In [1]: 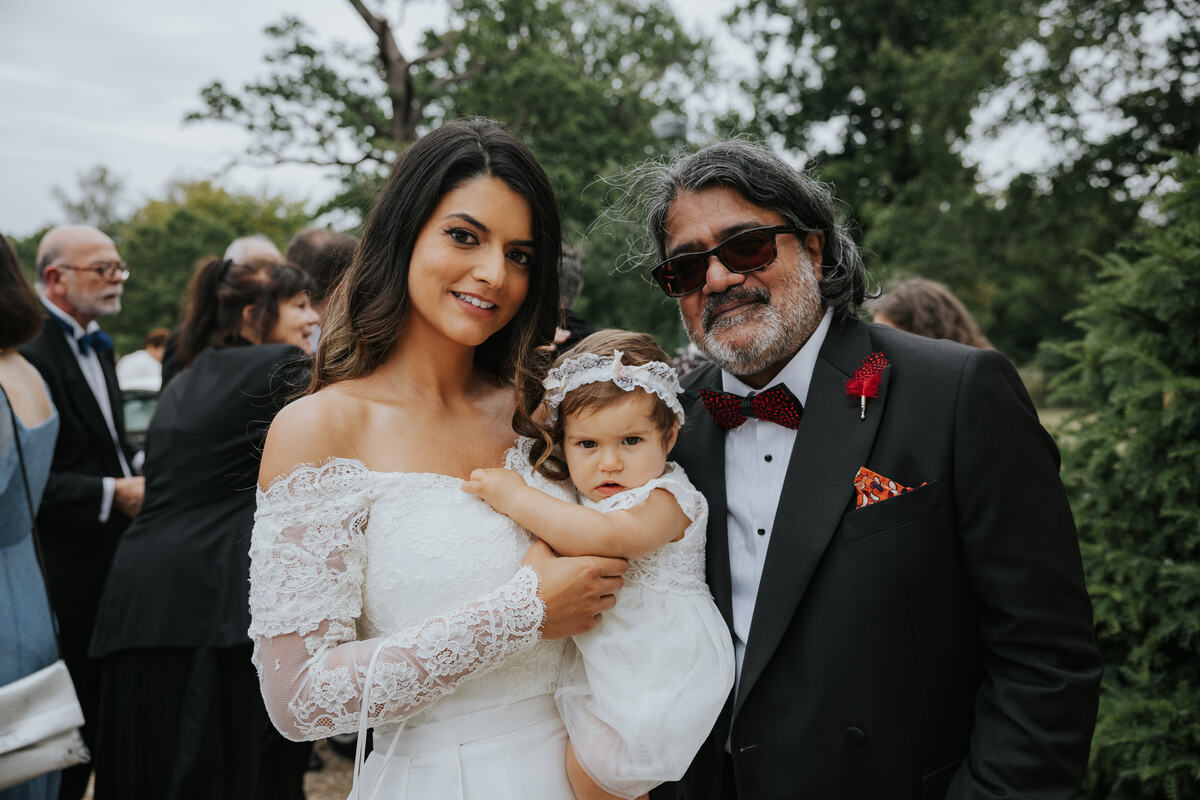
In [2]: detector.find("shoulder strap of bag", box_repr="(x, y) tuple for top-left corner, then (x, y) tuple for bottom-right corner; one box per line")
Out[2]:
(1, 383), (63, 658)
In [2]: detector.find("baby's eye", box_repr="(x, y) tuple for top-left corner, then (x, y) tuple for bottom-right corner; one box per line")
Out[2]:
(445, 227), (478, 246)
(577, 440), (597, 449)
(507, 248), (533, 267)
(623, 436), (642, 446)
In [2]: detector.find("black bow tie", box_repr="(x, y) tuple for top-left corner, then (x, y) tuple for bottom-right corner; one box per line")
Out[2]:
(700, 383), (803, 431)
(52, 314), (113, 355)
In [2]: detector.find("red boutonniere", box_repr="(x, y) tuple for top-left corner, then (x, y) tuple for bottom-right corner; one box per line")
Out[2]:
(845, 352), (888, 419)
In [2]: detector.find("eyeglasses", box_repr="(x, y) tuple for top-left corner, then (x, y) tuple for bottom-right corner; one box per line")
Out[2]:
(56, 261), (131, 281)
(652, 226), (800, 297)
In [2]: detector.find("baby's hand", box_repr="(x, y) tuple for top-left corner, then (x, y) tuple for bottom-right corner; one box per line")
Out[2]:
(461, 467), (525, 509)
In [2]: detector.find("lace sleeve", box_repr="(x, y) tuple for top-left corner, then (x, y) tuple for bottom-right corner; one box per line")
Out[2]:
(248, 461), (546, 741)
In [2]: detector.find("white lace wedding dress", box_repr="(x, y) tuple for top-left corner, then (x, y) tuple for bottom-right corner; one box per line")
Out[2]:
(248, 446), (575, 800)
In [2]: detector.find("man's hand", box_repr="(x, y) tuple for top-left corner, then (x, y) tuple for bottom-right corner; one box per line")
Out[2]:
(522, 540), (627, 638)
(462, 467), (526, 513)
(113, 476), (145, 519)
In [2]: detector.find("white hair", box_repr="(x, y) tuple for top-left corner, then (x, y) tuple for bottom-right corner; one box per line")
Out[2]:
(224, 234), (282, 264)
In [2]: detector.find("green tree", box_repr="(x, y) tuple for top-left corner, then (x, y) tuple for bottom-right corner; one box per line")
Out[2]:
(1045, 157), (1200, 798)
(186, 0), (709, 343)
(727, 0), (1174, 361)
(993, 0), (1200, 206)
(106, 181), (310, 355)
(51, 165), (127, 233)
(6, 229), (47, 283)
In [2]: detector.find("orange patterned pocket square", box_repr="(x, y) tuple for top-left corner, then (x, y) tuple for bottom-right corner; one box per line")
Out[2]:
(853, 466), (927, 509)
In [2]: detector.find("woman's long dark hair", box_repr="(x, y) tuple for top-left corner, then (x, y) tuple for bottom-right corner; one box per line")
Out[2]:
(0, 235), (43, 349)
(312, 118), (562, 446)
(175, 256), (312, 370)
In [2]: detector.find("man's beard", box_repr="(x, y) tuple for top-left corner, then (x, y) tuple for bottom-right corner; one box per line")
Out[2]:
(682, 263), (825, 377)
(68, 285), (122, 319)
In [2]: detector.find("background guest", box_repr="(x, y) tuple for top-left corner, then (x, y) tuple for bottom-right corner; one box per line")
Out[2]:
(1, 234), (64, 800)
(18, 225), (142, 800)
(115, 327), (169, 392)
(869, 277), (992, 348)
(88, 256), (316, 799)
(224, 233), (284, 265)
(284, 228), (358, 350)
(554, 245), (594, 352)
(162, 234), (287, 387)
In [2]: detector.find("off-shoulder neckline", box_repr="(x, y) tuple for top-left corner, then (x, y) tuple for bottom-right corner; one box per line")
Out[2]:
(258, 444), (535, 497)
(259, 457), (464, 493)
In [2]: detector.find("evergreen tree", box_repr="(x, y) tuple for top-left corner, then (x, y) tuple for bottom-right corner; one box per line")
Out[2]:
(1045, 156), (1200, 798)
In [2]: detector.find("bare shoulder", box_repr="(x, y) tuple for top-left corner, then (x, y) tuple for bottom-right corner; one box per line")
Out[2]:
(0, 353), (54, 427)
(259, 386), (365, 488)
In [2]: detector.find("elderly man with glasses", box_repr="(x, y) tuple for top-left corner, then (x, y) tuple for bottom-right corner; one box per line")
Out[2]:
(642, 142), (1102, 800)
(18, 224), (143, 800)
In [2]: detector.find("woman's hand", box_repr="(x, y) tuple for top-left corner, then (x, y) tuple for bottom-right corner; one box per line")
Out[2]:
(522, 540), (627, 638)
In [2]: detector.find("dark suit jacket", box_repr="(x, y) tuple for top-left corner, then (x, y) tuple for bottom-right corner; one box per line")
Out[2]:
(90, 342), (308, 656)
(19, 315), (138, 631)
(669, 317), (1101, 800)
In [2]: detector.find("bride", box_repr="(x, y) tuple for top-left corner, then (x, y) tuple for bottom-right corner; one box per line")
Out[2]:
(250, 118), (629, 799)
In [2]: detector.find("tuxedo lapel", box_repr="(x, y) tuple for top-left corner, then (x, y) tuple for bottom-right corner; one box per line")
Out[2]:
(43, 319), (123, 469)
(734, 318), (890, 712)
(99, 348), (129, 449)
(675, 364), (733, 627)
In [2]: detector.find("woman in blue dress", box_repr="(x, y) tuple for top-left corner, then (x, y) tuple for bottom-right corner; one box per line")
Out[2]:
(0, 234), (63, 800)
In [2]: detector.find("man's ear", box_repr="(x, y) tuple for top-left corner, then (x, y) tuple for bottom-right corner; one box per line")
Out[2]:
(42, 266), (67, 301)
(804, 231), (826, 282)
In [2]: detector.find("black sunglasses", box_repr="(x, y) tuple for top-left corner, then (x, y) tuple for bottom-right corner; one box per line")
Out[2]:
(652, 226), (801, 297)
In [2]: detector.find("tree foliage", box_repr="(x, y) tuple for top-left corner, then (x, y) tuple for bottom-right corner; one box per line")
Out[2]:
(1045, 156), (1200, 798)
(187, 0), (708, 344)
(993, 0), (1200, 204)
(728, 0), (1189, 361)
(51, 164), (127, 233)
(107, 181), (310, 355)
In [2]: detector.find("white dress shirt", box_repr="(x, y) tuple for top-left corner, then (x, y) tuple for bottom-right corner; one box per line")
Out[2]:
(722, 308), (833, 692)
(40, 295), (132, 522)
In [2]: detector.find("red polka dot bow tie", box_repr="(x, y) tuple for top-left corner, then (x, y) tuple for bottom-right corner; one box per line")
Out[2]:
(700, 383), (803, 431)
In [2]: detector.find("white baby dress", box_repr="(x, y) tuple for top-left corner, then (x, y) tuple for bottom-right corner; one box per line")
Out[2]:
(541, 456), (736, 799)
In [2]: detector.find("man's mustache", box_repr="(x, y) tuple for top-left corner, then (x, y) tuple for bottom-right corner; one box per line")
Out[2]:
(701, 286), (770, 332)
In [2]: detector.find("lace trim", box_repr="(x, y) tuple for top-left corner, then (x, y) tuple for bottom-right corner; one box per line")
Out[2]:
(257, 457), (464, 502)
(584, 464), (711, 596)
(253, 567), (544, 740)
(249, 457), (547, 740)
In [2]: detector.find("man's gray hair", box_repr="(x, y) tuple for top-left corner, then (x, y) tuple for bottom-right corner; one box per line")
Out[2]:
(643, 140), (867, 319)
(224, 234), (282, 265)
(36, 242), (62, 282)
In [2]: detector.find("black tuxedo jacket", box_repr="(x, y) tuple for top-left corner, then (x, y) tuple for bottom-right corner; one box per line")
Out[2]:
(90, 342), (308, 657)
(669, 317), (1101, 800)
(19, 315), (138, 631)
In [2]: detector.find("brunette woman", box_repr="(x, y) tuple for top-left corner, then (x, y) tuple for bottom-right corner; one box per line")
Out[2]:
(249, 118), (627, 798)
(89, 257), (317, 799)
(0, 235), (63, 800)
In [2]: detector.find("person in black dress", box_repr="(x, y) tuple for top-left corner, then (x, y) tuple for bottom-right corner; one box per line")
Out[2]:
(88, 256), (319, 799)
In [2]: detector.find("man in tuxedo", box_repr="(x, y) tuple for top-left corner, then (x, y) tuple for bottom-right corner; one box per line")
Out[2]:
(19, 225), (144, 800)
(645, 142), (1102, 798)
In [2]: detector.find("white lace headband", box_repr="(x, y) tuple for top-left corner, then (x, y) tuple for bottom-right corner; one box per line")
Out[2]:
(543, 350), (685, 425)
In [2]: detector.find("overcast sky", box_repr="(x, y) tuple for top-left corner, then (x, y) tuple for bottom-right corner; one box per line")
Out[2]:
(1, 0), (756, 237)
(2, 0), (1058, 239)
